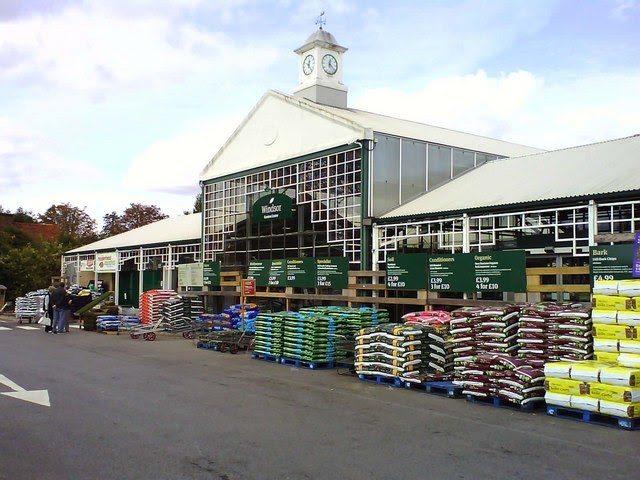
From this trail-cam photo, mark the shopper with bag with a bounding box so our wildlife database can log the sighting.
[39,285,55,333]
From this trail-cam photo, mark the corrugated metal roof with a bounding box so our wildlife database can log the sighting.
[317,103,545,157]
[200,91,544,182]
[66,214,201,254]
[381,135,640,219]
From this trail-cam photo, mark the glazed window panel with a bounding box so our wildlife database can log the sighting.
[371,135,401,215]
[428,145,451,189]
[453,149,475,177]
[401,139,427,203]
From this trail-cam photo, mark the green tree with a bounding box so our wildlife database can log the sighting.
[183,192,202,215]
[39,203,98,249]
[101,203,168,237]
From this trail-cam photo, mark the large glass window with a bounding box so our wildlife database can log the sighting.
[428,145,451,189]
[453,149,475,177]
[401,139,427,203]
[371,135,400,215]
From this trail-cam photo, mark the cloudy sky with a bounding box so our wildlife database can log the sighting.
[1,0,639,226]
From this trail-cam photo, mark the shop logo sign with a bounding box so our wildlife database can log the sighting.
[252,193,293,223]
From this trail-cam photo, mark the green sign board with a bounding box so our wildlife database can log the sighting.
[315,257,349,289]
[252,193,293,223]
[286,257,316,288]
[590,244,634,285]
[247,260,271,287]
[472,250,527,293]
[427,253,474,293]
[203,261,220,287]
[267,260,287,287]
[386,253,427,290]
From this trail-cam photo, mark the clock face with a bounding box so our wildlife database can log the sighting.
[321,54,338,75]
[303,54,315,75]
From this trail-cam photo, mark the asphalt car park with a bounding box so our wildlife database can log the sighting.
[0,315,636,480]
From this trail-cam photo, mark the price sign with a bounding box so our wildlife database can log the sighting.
[386,253,427,290]
[472,250,526,292]
[203,261,221,286]
[286,258,316,288]
[590,245,634,286]
[266,260,286,287]
[315,257,348,289]
[427,253,474,293]
[247,260,271,287]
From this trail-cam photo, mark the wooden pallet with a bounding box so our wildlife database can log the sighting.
[357,374,403,387]
[404,380,463,398]
[546,405,639,430]
[465,394,545,412]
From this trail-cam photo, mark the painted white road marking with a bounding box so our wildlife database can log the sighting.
[0,326,11,331]
[16,326,39,330]
[0,374,50,407]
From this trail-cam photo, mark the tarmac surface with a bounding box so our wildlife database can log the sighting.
[0,313,637,480]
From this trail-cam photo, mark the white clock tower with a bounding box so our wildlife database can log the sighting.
[293,26,348,108]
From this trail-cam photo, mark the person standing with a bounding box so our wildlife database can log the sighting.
[42,286,55,333]
[60,288,73,333]
[50,282,67,334]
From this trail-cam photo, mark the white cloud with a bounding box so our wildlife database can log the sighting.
[123,116,242,193]
[353,70,640,150]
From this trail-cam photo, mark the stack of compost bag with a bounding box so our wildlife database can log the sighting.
[591,279,640,366]
[301,306,389,339]
[517,303,593,363]
[401,310,456,381]
[253,311,286,357]
[544,360,640,419]
[281,313,345,363]
[354,323,427,383]
[449,306,520,371]
[223,303,260,332]
[454,353,546,406]
[138,289,176,324]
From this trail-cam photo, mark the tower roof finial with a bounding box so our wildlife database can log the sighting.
[315,11,326,30]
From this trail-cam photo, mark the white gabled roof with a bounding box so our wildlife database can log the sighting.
[200,90,544,182]
[66,214,201,254]
[381,135,640,219]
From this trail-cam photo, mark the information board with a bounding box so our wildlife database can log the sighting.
[247,260,271,287]
[286,258,316,288]
[267,260,287,287]
[203,261,220,287]
[427,253,474,293]
[590,244,634,285]
[315,257,349,289]
[472,250,527,293]
[178,262,204,287]
[386,253,427,290]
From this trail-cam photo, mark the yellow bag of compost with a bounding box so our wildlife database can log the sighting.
[593,351,619,363]
[598,400,640,418]
[592,295,634,311]
[544,377,588,395]
[592,324,637,340]
[587,382,640,403]
[599,365,639,386]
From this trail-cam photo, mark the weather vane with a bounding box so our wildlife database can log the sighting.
[316,11,326,30]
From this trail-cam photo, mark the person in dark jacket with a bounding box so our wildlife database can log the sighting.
[51,282,68,334]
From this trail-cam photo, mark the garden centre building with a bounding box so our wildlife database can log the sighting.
[63,26,640,310]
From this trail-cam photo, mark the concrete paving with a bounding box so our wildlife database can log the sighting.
[0,314,636,480]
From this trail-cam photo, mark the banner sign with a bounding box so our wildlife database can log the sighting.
[267,260,287,287]
[590,245,634,285]
[634,232,640,278]
[386,253,427,290]
[247,260,271,287]
[472,250,527,293]
[95,252,117,273]
[203,261,221,286]
[252,193,293,223]
[315,257,349,289]
[427,253,474,293]
[286,258,316,288]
